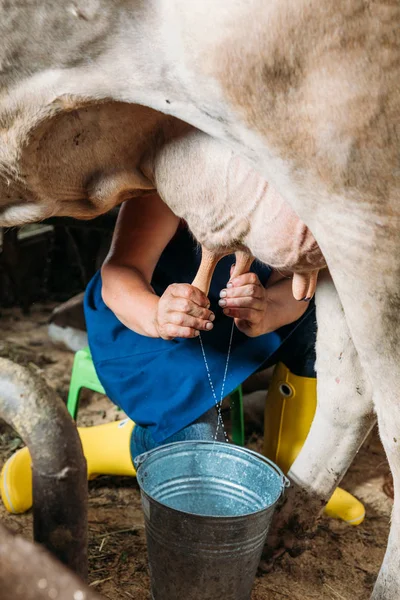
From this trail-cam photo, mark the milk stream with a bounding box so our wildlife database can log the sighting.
[198,321,235,443]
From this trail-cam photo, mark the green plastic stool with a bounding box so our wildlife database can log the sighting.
[67,347,246,444]
[230,386,245,446]
[67,347,105,420]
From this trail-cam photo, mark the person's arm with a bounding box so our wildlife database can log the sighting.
[101,194,214,339]
[218,270,310,338]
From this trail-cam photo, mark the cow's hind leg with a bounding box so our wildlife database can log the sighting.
[331,296,400,600]
[267,271,375,556]
[313,198,400,599]
[371,397,400,599]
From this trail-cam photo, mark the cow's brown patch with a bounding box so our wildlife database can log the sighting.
[202,0,400,200]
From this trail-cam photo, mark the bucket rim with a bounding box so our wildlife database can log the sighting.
[134,440,290,519]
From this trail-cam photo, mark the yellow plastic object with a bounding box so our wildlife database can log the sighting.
[264,362,365,526]
[324,487,365,525]
[264,362,317,473]
[1,418,135,514]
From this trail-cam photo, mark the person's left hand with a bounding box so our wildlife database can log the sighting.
[219,271,309,337]
[218,272,269,337]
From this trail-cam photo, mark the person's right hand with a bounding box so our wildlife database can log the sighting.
[155,283,215,340]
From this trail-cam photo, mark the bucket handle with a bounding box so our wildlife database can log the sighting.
[258,454,290,490]
[134,441,290,491]
[134,449,153,471]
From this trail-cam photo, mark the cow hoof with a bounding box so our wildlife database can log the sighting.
[262,510,317,571]
[261,532,311,572]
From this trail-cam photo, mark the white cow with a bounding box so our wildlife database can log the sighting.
[0,2,398,598]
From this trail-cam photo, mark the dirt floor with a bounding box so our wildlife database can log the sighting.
[0,303,394,600]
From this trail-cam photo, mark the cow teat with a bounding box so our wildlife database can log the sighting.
[193,245,320,302]
[192,246,254,295]
[292,270,319,301]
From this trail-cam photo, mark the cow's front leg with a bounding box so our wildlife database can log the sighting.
[267,271,375,556]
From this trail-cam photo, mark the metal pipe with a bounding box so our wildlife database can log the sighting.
[0,522,102,600]
[0,358,88,580]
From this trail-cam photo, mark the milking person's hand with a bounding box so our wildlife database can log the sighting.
[218,270,309,337]
[154,283,215,340]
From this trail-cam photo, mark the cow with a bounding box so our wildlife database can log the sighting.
[0,2,398,598]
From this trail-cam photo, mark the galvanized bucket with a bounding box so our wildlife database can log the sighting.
[134,440,289,600]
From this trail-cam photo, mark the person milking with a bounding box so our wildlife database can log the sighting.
[0,164,363,526]
[82,180,362,523]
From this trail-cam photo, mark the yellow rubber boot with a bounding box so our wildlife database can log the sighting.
[264,363,365,526]
[0,418,135,514]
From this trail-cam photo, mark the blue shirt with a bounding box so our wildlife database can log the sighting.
[84,226,307,442]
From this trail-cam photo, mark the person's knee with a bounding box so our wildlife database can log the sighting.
[130,424,157,460]
[163,407,222,443]
[131,406,225,460]
[130,407,224,462]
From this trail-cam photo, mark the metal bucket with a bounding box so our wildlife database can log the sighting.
[134,440,288,600]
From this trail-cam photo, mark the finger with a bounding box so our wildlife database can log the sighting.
[169,312,214,331]
[223,307,260,321]
[168,283,210,307]
[162,324,201,340]
[220,283,263,300]
[172,297,215,321]
[227,272,260,288]
[219,296,263,310]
